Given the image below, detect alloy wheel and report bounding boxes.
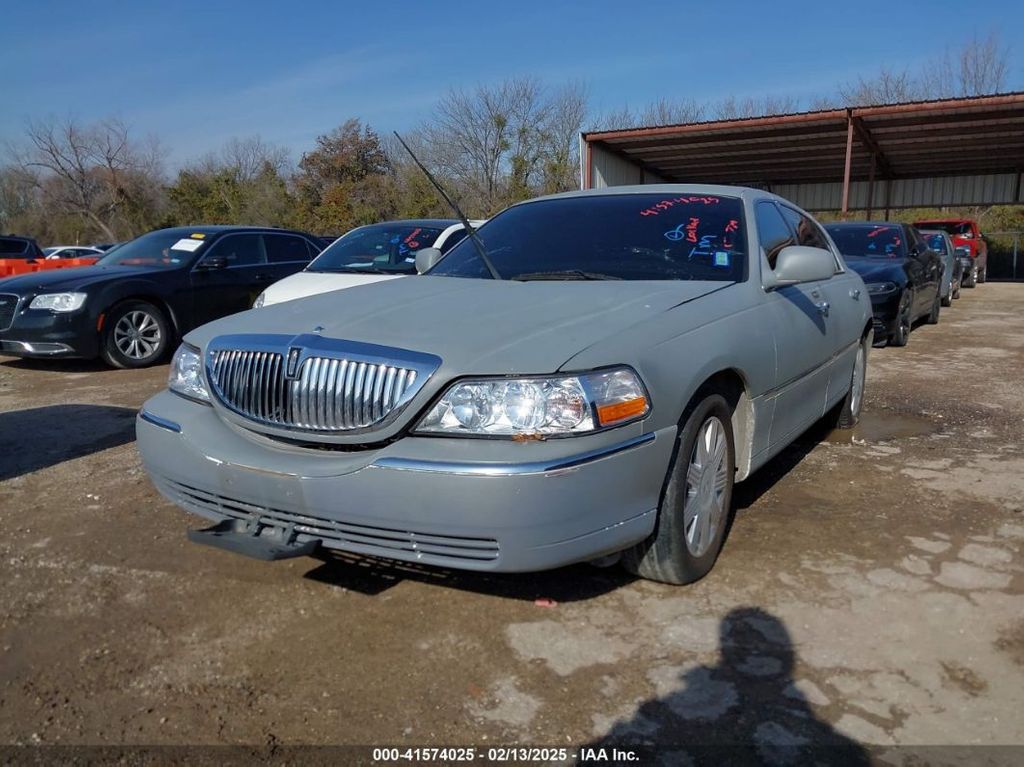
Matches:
[850,344,866,417]
[684,416,729,557]
[113,310,162,360]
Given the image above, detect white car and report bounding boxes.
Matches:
[42,245,105,260]
[254,219,484,307]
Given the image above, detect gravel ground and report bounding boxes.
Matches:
[0,282,1022,764]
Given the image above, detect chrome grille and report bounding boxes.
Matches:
[205,334,439,433]
[0,294,18,332]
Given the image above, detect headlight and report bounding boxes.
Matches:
[865,281,898,295]
[415,367,649,438]
[253,291,266,309]
[168,343,210,402]
[29,292,87,312]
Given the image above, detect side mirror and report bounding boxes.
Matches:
[415,247,443,274]
[198,254,227,270]
[767,246,836,288]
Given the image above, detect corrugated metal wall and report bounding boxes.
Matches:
[775,174,1020,211]
[587,141,1022,210]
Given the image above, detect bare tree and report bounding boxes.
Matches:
[12,117,166,241]
[423,76,588,214]
[837,67,924,106]
[712,94,802,120]
[921,32,1009,97]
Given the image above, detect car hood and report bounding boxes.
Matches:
[187,275,731,374]
[842,256,906,283]
[262,270,403,306]
[0,265,164,293]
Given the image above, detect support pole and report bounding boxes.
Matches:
[841,112,854,217]
[866,154,876,220]
[883,178,892,221]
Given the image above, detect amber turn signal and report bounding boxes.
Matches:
[597,396,648,426]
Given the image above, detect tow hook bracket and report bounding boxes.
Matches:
[187,518,320,561]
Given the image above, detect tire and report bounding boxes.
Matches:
[623,393,735,585]
[832,332,870,429]
[100,300,172,369]
[964,264,978,288]
[889,292,912,347]
[926,290,940,325]
[941,280,953,307]
[978,263,987,283]
[953,278,961,300]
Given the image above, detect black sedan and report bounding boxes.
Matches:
[825,222,944,347]
[0,226,321,368]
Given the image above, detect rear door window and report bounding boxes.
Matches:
[0,238,29,256]
[264,234,313,264]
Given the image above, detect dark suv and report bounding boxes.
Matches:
[0,236,46,260]
[0,225,322,368]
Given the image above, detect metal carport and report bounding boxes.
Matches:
[581,92,1024,216]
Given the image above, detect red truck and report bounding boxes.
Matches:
[912,219,988,287]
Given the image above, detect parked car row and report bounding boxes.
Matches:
[0,192,990,587]
[823,216,987,347]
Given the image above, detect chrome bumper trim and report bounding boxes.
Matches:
[139,410,182,434]
[0,340,74,355]
[371,432,656,476]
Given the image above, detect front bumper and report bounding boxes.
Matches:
[137,390,675,573]
[0,303,97,358]
[868,291,901,338]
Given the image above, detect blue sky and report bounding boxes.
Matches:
[2,0,1021,168]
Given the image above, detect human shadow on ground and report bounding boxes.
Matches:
[582,607,870,765]
[581,606,868,761]
[0,404,137,480]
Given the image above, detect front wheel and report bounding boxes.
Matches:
[926,290,941,324]
[889,292,912,347]
[832,332,870,429]
[100,300,171,369]
[941,280,953,307]
[964,264,978,288]
[623,393,735,585]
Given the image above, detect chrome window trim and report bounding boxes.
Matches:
[371,432,655,476]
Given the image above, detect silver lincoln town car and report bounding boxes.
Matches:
[137,185,871,584]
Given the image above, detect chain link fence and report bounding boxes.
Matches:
[986,231,1023,280]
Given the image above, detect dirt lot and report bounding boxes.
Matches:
[1,283,1022,762]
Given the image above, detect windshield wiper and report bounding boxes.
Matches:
[514,270,623,281]
[392,131,502,280]
[309,266,402,275]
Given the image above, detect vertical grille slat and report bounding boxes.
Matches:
[208,347,425,433]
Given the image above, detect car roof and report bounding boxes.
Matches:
[825,221,905,227]
[371,219,461,228]
[149,225,314,237]
[519,183,801,208]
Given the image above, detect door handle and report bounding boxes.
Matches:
[815,301,831,317]
[254,272,270,281]
[850,288,861,300]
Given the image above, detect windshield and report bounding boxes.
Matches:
[430,194,748,281]
[96,229,205,268]
[916,221,972,237]
[307,223,447,274]
[97,231,206,269]
[922,232,950,254]
[825,224,906,258]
